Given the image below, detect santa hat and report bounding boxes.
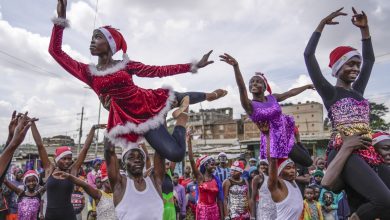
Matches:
[258,159,269,165]
[98,26,128,58]
[254,72,272,94]
[249,158,257,163]
[121,145,146,162]
[329,46,361,77]
[218,152,227,158]
[230,160,245,173]
[277,158,294,176]
[196,155,213,169]
[372,132,390,146]
[23,170,39,184]
[55,146,72,163]
[100,161,108,182]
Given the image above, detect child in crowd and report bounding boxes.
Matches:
[321,191,338,220]
[4,170,45,220]
[301,186,324,220]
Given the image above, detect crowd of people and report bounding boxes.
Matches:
[0,1,390,219]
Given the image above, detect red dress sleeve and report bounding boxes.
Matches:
[127,61,192,78]
[48,25,91,85]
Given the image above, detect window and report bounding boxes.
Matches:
[312,114,314,117]
[297,115,300,119]
[297,106,299,110]
[312,124,315,127]
[219,134,224,139]
[311,105,314,108]
[219,125,224,130]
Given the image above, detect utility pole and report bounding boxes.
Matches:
[77,107,84,156]
[95,102,102,157]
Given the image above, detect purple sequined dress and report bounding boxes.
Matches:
[250,95,295,159]
[17,192,41,220]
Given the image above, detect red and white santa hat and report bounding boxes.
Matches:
[55,146,72,163]
[372,132,390,146]
[254,72,272,94]
[329,46,361,77]
[100,161,108,182]
[23,170,39,184]
[277,158,294,176]
[98,26,128,58]
[230,160,245,173]
[196,155,213,169]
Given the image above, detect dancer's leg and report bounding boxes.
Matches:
[340,154,390,220]
[288,143,313,167]
[145,108,188,162]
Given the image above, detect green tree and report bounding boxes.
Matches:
[370,102,390,131]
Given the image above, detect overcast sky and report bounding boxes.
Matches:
[0,0,389,144]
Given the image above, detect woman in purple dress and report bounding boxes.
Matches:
[220,53,313,166]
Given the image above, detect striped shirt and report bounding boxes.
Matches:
[214,167,230,183]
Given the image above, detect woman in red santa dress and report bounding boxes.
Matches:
[49,0,227,162]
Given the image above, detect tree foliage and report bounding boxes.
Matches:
[370,102,390,131]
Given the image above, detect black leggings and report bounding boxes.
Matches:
[144,92,206,162]
[328,149,390,220]
[288,143,313,167]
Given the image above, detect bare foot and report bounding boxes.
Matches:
[206,89,228,101]
[176,107,189,127]
[172,96,189,119]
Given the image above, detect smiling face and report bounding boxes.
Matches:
[337,56,362,83]
[249,76,266,95]
[90,30,111,56]
[25,176,38,192]
[57,154,73,171]
[125,149,145,177]
[375,140,390,165]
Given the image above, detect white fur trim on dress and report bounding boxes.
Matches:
[88,54,130,77]
[105,86,175,148]
[190,60,199,74]
[51,17,70,28]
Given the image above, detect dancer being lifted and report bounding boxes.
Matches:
[219,54,313,166]
[49,0,227,162]
[304,7,390,220]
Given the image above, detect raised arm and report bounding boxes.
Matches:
[322,133,370,191]
[48,0,90,85]
[129,50,214,78]
[152,151,165,191]
[0,113,32,179]
[3,179,23,196]
[71,124,106,176]
[31,122,53,171]
[273,84,314,102]
[351,7,375,94]
[139,143,151,170]
[103,138,123,190]
[187,134,203,183]
[220,53,253,115]
[304,8,347,101]
[53,171,101,200]
[250,174,263,218]
[0,111,20,184]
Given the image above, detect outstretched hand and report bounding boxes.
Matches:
[9,112,34,147]
[196,50,214,68]
[321,7,348,25]
[57,0,67,18]
[219,53,238,67]
[351,7,368,28]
